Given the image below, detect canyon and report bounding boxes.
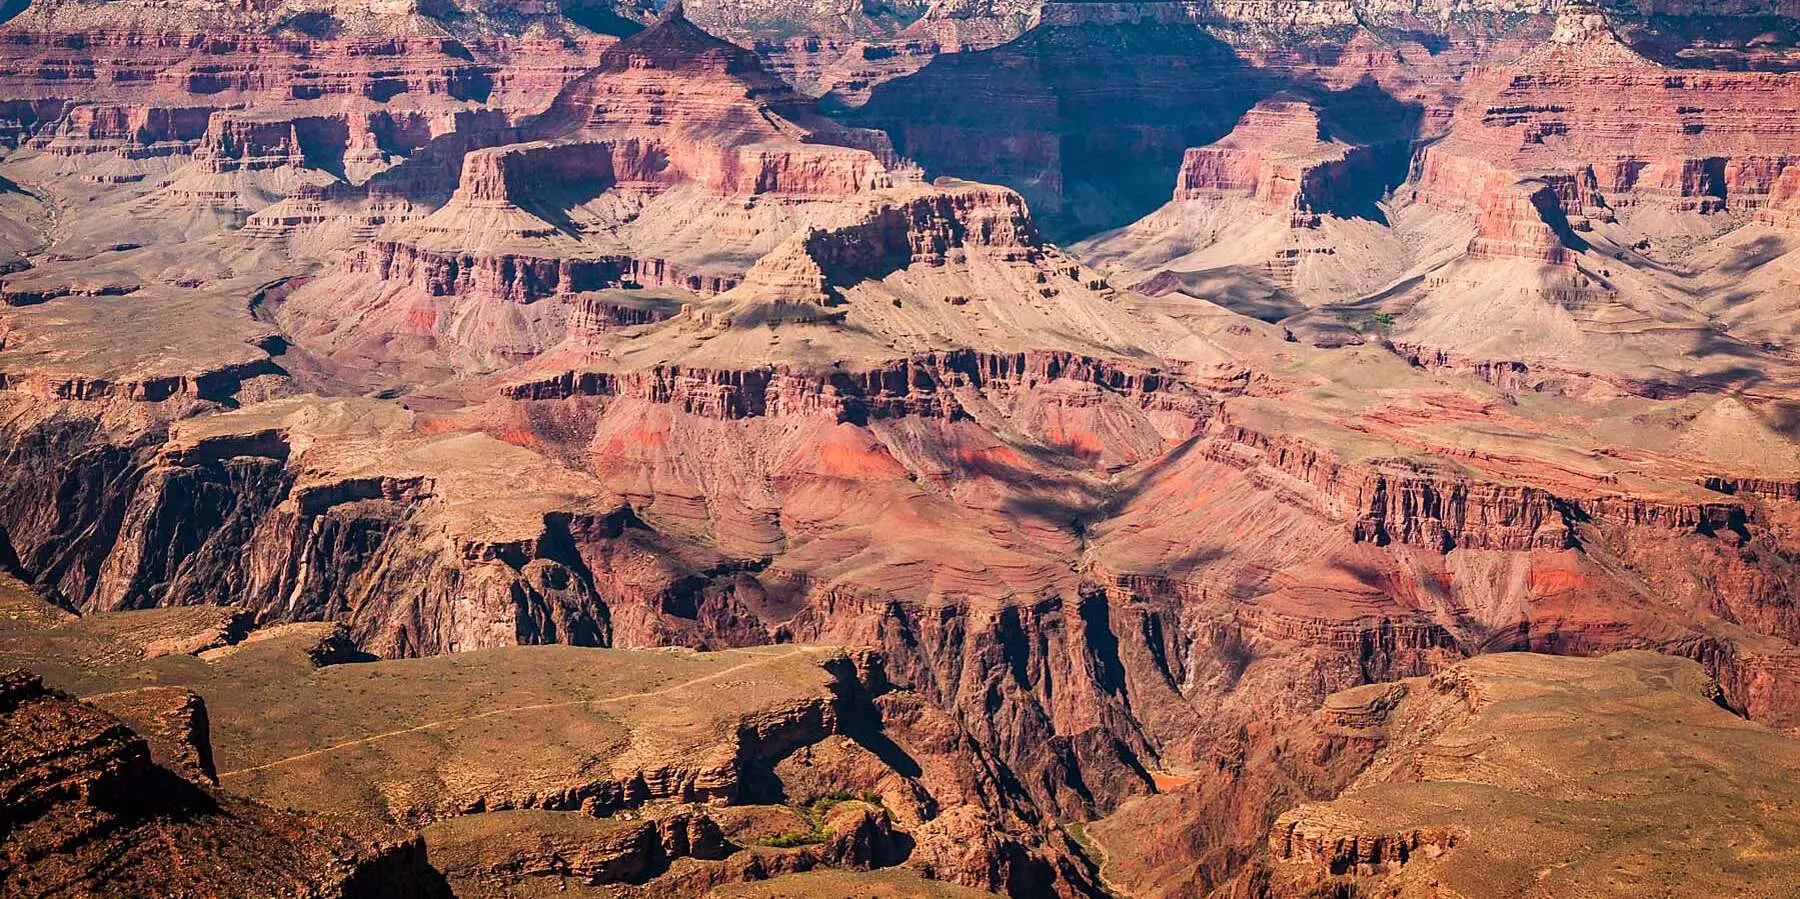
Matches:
[3,0,1800,896]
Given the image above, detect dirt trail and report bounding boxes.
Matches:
[219,647,820,778]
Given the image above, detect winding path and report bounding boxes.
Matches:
[219,647,819,779]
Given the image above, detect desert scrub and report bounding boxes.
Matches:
[748,794,881,849]
[1064,821,1100,861]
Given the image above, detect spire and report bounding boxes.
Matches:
[1549,1,1618,46]
[1523,0,1652,67]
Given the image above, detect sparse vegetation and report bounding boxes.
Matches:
[747,793,880,849]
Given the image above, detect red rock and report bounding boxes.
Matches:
[1174,97,1382,224]
[1418,4,1800,220]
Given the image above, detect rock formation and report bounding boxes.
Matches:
[1,0,1800,896]
[0,588,1082,896]
[1080,651,1800,897]
[0,667,445,897]
[1265,652,1800,897]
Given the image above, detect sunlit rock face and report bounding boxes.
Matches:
[4,0,1800,896]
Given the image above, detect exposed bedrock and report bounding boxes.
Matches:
[455,139,674,202]
[504,349,1199,422]
[0,26,516,109]
[351,240,735,304]
[0,668,447,897]
[851,18,1281,239]
[7,387,1800,899]
[83,685,218,784]
[727,182,1044,305]
[1203,411,1800,722]
[1464,178,1581,263]
[1172,95,1411,224]
[364,644,1091,896]
[803,183,1042,278]
[1205,413,1576,552]
[190,113,354,177]
[456,135,889,204]
[1414,6,1800,220]
[293,175,1044,373]
[0,404,660,657]
[422,806,744,893]
[1206,410,1776,556]
[29,104,215,160]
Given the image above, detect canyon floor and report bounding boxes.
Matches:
[5,0,1800,896]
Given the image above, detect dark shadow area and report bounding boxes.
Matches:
[1301,76,1426,223]
[293,116,352,181]
[1135,267,1305,322]
[1721,233,1791,275]
[839,708,926,781]
[1077,592,1127,695]
[0,522,26,585]
[275,11,343,39]
[996,435,1204,537]
[849,22,1282,241]
[1623,14,1800,71]
[1535,188,1594,257]
[563,0,648,37]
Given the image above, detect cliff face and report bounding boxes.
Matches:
[0,668,445,898]
[1204,412,1577,553]
[1170,96,1409,230]
[8,1,1800,896]
[504,348,1187,422]
[726,182,1043,305]
[267,7,929,373]
[756,0,1800,113]
[0,596,1095,898]
[1262,653,1800,898]
[0,0,608,225]
[1464,178,1577,264]
[1085,652,1800,898]
[0,397,656,657]
[1417,8,1800,219]
[852,20,1278,239]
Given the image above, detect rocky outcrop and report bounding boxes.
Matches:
[0,357,285,403]
[504,349,1199,423]
[533,8,896,197]
[0,668,445,898]
[272,6,921,371]
[0,0,598,115]
[423,807,732,892]
[727,182,1042,305]
[83,685,217,784]
[0,668,154,858]
[1270,816,1458,876]
[1204,412,1577,551]
[0,0,610,223]
[809,184,1040,273]
[0,398,667,658]
[190,114,351,176]
[1174,98,1385,224]
[1417,4,1800,221]
[1465,178,1577,264]
[350,240,737,304]
[1204,408,1783,554]
[29,104,214,165]
[1259,652,1800,898]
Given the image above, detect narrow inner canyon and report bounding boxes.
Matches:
[4,0,1800,897]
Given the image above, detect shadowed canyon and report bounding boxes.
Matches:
[4,0,1800,896]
